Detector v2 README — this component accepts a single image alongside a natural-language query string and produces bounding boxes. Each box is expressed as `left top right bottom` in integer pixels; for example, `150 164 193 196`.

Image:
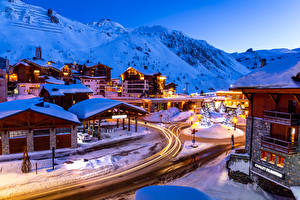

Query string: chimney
35 47 42 60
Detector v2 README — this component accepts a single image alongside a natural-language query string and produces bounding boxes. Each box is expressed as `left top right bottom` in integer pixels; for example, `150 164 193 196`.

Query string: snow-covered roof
69 98 146 120
122 67 158 76
14 59 66 72
45 77 65 85
0 98 80 124
0 57 7 70
233 57 300 89
42 84 93 96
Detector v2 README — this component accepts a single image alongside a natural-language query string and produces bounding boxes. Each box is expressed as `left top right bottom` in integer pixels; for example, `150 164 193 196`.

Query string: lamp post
232 116 237 130
190 116 194 126
191 128 197 148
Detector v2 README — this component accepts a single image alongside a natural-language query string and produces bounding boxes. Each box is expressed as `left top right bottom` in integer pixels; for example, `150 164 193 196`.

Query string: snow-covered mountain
232 48 300 70
0 0 249 93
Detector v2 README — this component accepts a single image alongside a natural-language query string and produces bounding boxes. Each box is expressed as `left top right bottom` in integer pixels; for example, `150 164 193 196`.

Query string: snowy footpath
0 126 166 198
169 152 272 200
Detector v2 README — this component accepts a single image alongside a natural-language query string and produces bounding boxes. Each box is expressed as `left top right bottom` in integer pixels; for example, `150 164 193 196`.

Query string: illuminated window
269 153 276 164
34 70 40 76
261 151 267 161
73 100 76 104
277 156 285 168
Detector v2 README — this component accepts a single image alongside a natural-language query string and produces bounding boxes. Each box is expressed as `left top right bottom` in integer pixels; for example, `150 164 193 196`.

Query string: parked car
77 132 92 142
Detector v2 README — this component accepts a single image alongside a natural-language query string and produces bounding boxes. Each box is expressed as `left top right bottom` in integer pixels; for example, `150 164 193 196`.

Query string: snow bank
144 107 191 123
135 185 214 200
178 142 213 158
65 155 114 171
170 153 269 200
184 124 244 139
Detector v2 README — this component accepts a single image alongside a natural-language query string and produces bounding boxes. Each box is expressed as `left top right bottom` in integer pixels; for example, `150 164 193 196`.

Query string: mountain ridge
0 0 249 93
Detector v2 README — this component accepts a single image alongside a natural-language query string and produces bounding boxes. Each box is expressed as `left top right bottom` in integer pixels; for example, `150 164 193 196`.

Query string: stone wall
1 131 9 155
250 117 300 188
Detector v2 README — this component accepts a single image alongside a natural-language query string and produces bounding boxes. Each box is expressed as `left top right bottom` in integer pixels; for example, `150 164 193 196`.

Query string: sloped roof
68 98 146 120
121 67 158 76
0 98 80 124
14 59 66 72
0 57 7 70
42 84 93 96
233 56 300 89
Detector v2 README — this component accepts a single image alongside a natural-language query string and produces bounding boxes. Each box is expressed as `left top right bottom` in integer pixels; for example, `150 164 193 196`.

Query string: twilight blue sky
24 0 300 53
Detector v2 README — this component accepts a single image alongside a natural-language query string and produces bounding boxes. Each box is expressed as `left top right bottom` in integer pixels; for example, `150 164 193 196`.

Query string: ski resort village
0 0 300 199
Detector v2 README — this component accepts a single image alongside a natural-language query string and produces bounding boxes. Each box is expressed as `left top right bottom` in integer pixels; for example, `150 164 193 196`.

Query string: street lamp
232 116 238 130
190 116 194 126
191 128 197 148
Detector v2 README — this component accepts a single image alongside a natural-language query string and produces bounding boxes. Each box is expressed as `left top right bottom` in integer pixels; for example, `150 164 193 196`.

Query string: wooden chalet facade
163 82 177 98
0 98 80 155
234 87 300 190
10 48 74 96
40 84 93 110
121 67 166 98
230 58 300 194
79 63 113 97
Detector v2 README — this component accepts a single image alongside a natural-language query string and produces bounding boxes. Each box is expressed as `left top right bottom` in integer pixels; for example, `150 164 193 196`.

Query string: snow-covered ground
0 125 166 198
183 124 244 139
144 107 191 123
178 142 213 159
170 152 271 200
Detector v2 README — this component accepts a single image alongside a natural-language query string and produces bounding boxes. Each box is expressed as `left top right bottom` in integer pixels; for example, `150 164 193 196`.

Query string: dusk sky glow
24 0 300 52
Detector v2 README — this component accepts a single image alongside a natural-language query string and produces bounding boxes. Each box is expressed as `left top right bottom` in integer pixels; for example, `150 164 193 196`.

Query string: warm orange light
245 110 249 116
34 70 40 76
232 116 238 124
190 116 194 122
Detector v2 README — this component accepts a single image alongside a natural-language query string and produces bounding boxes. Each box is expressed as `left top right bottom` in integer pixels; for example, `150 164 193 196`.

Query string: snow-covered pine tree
236 104 243 116
200 105 212 127
209 101 215 112
224 110 234 127
219 102 226 114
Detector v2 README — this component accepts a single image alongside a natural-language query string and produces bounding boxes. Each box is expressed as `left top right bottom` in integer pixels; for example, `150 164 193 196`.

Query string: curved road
13 122 182 200
12 122 245 200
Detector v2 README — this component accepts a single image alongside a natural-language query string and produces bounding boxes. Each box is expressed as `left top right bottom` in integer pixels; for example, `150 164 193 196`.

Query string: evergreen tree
200 105 212 127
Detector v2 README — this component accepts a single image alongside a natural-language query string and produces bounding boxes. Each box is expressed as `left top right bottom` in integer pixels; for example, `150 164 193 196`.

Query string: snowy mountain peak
0 0 250 93
232 48 300 70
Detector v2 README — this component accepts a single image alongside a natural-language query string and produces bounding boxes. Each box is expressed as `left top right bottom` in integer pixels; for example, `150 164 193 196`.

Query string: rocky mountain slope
0 0 249 93
232 48 300 70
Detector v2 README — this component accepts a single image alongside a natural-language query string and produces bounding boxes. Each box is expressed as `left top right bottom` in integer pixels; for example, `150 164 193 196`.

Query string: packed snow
170 152 271 200
183 124 244 139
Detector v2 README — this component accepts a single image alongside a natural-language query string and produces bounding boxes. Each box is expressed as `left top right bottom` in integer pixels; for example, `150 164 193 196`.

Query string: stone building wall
250 117 300 188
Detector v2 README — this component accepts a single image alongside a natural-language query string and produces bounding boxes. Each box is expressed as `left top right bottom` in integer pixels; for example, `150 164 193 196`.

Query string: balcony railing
261 136 297 154
263 110 300 126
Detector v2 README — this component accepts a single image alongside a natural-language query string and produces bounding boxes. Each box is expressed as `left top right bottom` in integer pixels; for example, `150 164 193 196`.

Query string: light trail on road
12 121 182 200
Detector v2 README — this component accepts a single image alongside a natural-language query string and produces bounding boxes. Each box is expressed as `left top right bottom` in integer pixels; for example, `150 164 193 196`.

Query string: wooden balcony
263 110 300 126
261 136 297 155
